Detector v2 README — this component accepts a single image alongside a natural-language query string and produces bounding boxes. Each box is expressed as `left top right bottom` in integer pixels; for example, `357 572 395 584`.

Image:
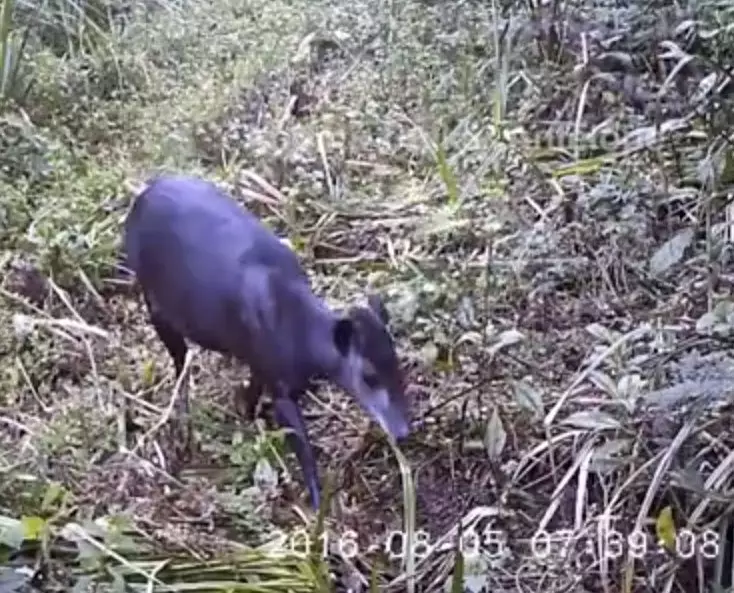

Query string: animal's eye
363 372 380 388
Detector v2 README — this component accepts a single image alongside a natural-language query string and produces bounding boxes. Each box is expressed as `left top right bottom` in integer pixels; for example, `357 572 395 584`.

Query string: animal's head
330 294 411 441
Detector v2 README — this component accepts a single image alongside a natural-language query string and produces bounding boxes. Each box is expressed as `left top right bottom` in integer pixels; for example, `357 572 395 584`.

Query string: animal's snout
390 415 411 441
387 378 414 441
366 388 411 442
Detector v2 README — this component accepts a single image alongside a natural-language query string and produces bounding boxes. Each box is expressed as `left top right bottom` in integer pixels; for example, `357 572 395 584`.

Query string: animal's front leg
272 390 320 510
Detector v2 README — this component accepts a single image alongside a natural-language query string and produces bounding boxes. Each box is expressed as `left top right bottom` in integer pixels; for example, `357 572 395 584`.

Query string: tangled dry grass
2 0 734 591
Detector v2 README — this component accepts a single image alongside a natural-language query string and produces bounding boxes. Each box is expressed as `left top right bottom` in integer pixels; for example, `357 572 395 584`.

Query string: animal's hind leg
145 301 193 464
146 308 187 380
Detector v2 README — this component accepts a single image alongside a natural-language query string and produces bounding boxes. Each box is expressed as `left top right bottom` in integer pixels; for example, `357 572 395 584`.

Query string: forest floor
2 0 734 591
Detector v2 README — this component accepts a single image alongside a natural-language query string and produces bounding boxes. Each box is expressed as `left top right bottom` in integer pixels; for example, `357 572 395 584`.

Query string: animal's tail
124 176 160 199
117 177 154 281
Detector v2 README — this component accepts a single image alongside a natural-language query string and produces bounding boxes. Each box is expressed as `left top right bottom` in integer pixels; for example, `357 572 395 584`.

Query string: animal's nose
391 418 411 441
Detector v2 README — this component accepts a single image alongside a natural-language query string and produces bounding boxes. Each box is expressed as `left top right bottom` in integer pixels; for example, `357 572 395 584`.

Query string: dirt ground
3 0 734 591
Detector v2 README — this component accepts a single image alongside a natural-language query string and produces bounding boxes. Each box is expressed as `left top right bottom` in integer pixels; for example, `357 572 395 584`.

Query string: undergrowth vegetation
2 0 734 590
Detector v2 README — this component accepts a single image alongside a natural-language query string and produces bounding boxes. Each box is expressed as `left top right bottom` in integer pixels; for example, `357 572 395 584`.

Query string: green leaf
484 407 506 461
435 141 459 205
551 157 606 178
448 547 464 593
20 516 46 541
656 506 676 552
561 410 622 430
0 517 24 549
512 379 544 419
721 149 734 184
649 227 694 277
41 482 66 513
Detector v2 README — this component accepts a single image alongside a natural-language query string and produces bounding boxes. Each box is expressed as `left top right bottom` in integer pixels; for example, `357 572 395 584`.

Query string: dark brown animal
123 175 410 509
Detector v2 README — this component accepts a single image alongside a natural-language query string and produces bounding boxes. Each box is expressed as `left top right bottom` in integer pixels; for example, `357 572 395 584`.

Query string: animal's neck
299 292 340 378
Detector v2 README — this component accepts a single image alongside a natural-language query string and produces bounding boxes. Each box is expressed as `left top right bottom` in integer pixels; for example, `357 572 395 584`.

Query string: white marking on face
372 387 390 413
356 383 388 430
338 347 408 439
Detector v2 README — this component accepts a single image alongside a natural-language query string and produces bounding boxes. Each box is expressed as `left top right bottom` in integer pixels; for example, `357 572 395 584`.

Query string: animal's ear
367 293 390 325
333 317 354 356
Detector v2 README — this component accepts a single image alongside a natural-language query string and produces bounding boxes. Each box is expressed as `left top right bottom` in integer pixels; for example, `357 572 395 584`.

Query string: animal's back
123 175 309 353
125 176 304 276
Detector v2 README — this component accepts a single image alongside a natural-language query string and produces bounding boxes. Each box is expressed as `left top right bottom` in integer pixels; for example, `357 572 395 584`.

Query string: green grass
3 0 734 590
